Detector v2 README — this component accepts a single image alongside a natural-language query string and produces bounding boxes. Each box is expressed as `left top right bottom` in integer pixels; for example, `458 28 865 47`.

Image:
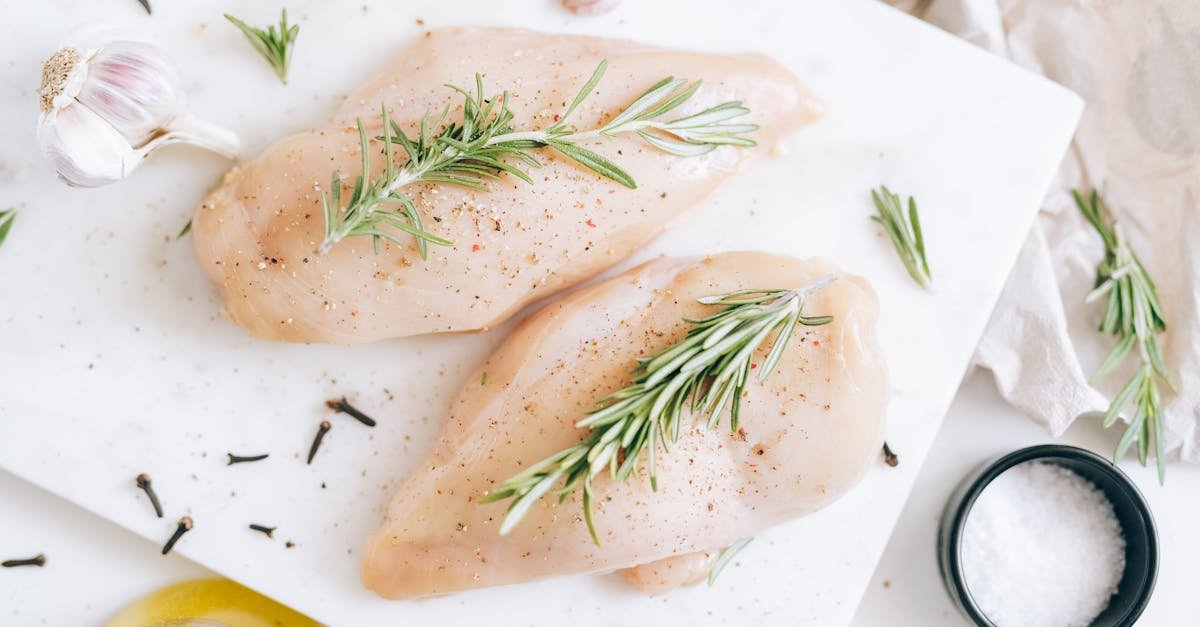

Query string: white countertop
4 371 1193 625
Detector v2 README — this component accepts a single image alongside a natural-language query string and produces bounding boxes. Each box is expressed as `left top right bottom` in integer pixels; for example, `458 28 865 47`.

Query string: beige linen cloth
888 0 1200 462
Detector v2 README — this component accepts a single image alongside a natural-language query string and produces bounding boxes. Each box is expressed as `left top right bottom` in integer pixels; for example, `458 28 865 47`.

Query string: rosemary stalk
480 279 835 543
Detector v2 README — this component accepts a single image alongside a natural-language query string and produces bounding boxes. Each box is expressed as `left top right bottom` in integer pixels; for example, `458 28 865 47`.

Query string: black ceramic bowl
937 444 1158 627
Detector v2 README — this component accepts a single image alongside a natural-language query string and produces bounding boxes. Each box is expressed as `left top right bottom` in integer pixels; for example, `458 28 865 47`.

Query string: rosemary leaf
708 537 753 586
225 9 299 85
480 278 835 544
1074 189 1173 482
318 60 757 256
177 218 192 239
0 209 15 250
871 186 931 289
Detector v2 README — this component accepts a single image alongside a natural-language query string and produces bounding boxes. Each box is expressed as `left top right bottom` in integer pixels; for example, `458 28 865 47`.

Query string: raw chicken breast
193 28 820 343
363 252 887 599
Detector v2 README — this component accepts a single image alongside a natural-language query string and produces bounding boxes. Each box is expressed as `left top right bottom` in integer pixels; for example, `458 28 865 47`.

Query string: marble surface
6 373 1195 625
0 0 1081 624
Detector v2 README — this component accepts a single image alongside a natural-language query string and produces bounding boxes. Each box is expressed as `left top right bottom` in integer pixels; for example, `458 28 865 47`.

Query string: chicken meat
362 252 887 599
193 28 820 343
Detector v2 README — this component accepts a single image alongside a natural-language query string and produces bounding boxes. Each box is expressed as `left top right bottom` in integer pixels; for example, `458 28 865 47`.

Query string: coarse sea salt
961 461 1126 627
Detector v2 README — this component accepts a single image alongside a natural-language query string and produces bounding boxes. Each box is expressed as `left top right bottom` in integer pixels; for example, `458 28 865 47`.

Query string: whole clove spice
307 421 332 464
227 452 269 465
325 397 377 427
2 554 45 568
882 442 900 467
161 516 193 555
135 473 164 518
249 524 276 538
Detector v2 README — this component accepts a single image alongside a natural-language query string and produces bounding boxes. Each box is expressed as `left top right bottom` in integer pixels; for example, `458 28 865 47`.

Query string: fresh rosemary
708 537 753 586
0 208 15 250
225 9 299 85
870 186 931 288
318 60 757 256
480 279 835 544
1075 189 1175 482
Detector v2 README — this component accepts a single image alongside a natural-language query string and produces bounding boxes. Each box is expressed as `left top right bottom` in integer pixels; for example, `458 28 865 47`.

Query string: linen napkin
889 0 1200 462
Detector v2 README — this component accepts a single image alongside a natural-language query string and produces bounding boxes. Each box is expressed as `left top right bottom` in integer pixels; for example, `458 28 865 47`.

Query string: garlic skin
39 99 137 188
37 37 240 188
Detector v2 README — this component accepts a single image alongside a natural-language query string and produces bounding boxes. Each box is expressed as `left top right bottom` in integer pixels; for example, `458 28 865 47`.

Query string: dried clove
882 442 899 467
161 516 193 555
227 452 269 465
325 397 376 427
249 524 276 538
2 554 45 568
135 473 164 518
307 421 331 464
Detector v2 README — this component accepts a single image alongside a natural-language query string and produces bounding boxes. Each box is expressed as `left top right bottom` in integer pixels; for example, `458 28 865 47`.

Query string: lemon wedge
105 578 318 627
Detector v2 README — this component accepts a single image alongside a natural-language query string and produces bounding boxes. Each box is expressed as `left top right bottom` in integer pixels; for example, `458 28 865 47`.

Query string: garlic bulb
37 38 240 187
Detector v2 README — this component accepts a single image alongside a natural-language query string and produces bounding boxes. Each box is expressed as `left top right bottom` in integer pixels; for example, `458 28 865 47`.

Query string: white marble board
0 0 1082 624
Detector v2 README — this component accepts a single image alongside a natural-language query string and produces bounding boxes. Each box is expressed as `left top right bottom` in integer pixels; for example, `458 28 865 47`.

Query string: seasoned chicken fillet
193 28 820 343
363 252 887 599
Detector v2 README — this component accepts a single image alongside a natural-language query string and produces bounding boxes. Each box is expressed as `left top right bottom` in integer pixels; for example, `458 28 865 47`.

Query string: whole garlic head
37 37 240 187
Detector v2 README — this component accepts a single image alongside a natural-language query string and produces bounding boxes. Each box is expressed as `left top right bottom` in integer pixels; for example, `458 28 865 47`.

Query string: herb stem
319 60 757 256
481 278 834 543
870 186 931 289
1075 189 1173 482
708 538 752 585
224 10 299 85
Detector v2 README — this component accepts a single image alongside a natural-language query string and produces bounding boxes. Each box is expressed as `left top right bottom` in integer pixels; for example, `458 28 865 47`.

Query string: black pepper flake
882 442 899 467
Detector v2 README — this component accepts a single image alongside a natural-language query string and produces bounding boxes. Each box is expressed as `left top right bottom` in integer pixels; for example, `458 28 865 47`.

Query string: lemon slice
105 578 318 627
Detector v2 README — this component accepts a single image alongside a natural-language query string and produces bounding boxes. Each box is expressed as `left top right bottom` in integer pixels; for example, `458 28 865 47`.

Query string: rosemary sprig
870 186 931 288
318 60 757 256
225 9 299 85
1075 189 1174 482
479 279 835 544
708 537 753 586
0 208 15 250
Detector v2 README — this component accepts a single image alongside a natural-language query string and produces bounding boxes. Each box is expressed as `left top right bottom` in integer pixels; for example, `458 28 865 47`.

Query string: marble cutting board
0 0 1082 624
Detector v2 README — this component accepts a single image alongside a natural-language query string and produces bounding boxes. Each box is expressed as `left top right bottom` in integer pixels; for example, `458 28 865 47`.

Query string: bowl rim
941 443 1159 627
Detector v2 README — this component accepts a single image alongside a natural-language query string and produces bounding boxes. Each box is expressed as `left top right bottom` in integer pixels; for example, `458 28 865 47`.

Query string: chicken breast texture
363 252 887 599
193 28 819 343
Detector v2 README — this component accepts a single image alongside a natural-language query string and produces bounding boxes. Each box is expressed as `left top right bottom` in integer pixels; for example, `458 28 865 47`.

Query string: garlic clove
37 102 140 187
76 40 186 146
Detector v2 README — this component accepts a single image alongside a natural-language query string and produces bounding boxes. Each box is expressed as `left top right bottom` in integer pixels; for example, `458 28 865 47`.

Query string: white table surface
4 370 1193 625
